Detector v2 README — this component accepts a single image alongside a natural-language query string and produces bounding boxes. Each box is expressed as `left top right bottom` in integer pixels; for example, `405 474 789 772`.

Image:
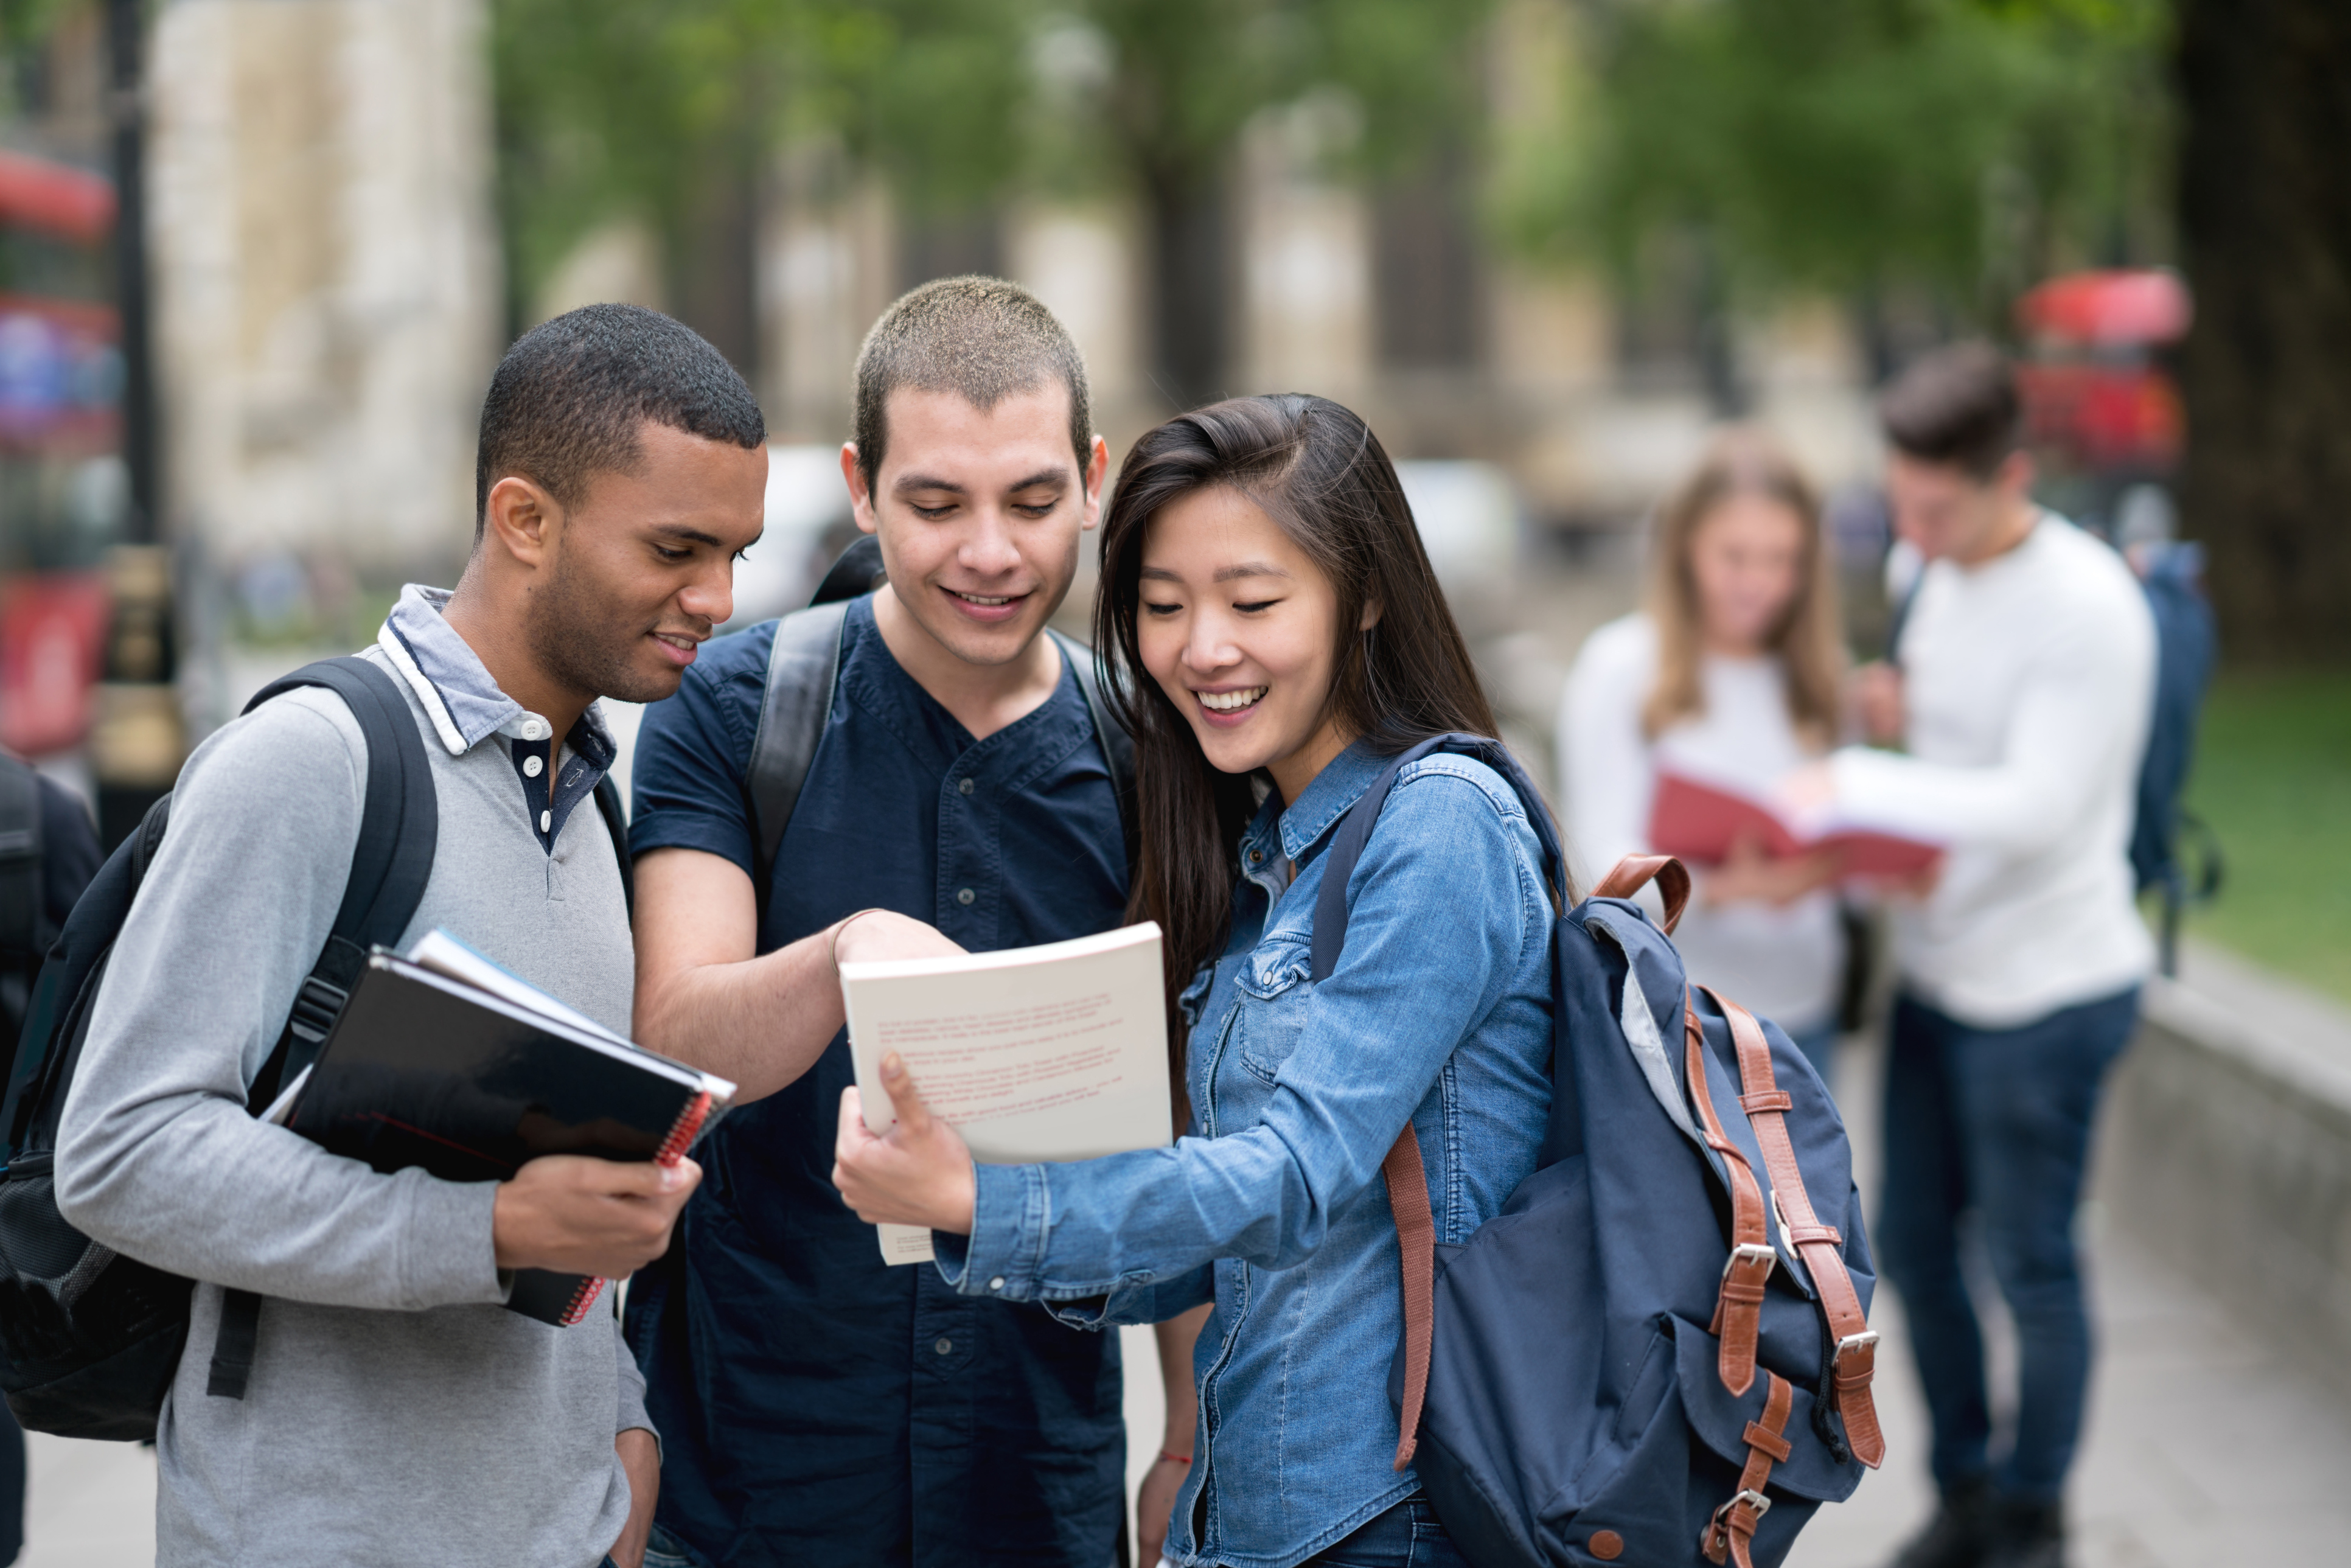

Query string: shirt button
988 1277 1005 1292
956 887 975 906
519 717 546 741
539 809 552 832
957 777 975 796
933 1337 953 1356
523 754 544 778
1249 849 1263 863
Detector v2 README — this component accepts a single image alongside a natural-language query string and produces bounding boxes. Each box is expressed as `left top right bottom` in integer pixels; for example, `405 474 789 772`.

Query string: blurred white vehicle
1392 460 1521 594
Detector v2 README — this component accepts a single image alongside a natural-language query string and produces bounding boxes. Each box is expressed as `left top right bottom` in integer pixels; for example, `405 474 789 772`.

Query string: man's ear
482 474 562 570
841 442 879 537
1994 448 2036 501
1080 434 1110 532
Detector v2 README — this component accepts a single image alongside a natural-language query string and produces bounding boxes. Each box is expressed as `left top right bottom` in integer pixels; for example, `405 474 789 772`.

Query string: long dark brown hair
1094 394 1544 1068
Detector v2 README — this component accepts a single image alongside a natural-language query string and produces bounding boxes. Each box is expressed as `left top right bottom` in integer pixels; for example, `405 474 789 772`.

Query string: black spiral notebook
277 932 734 1326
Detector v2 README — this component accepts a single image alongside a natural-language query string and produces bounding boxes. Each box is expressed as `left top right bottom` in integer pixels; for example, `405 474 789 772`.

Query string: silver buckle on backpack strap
1701 1489 1772 1553
1831 1329 1879 1376
1720 1242 1776 1285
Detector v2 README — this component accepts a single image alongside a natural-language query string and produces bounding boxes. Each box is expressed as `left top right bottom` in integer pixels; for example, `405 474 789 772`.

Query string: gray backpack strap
1047 628 1138 874
748 601 852 902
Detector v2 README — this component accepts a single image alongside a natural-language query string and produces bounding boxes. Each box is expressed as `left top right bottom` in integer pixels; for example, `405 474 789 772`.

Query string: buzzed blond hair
851 275 1093 486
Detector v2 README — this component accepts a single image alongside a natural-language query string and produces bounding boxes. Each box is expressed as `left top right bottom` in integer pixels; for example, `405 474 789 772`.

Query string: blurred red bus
0 149 123 758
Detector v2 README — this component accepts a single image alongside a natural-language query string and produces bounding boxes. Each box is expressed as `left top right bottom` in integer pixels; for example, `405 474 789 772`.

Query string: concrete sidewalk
1791 1017 2351 1568
1789 1218 2351 1567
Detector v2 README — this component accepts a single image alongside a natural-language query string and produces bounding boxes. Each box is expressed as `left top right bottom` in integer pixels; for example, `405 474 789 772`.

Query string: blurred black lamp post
89 0 181 850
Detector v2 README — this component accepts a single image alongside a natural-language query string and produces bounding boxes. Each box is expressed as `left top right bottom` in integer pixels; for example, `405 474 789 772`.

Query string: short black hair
852 276 1090 490
475 304 767 537
1878 341 2021 481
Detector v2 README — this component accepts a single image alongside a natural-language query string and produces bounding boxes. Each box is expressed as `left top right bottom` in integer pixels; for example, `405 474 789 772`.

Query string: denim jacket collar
375 584 615 767
1267 739 1388 867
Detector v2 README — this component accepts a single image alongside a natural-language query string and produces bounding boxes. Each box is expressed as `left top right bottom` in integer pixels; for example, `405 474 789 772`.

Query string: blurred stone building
148 0 498 710
623 0 1886 540
125 0 1881 717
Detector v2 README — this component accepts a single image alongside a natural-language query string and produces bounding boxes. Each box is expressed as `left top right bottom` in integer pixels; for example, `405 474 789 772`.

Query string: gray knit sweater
57 627 647 1568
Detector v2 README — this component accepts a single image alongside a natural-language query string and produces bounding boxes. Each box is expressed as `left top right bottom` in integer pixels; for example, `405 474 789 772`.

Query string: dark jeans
1877 986 2139 1504
1299 1496 1470 1568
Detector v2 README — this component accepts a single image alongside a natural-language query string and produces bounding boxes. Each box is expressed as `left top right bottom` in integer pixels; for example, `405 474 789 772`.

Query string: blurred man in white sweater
1821 344 2156 1568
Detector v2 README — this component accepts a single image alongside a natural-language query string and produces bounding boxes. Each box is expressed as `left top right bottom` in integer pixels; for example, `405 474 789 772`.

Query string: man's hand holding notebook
274 930 736 1325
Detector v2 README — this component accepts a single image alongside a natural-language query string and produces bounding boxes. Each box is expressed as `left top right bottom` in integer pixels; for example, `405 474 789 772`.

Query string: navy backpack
1314 736 1883 1568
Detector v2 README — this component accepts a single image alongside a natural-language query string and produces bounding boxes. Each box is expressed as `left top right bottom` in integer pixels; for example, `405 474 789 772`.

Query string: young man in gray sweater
55 305 767 1568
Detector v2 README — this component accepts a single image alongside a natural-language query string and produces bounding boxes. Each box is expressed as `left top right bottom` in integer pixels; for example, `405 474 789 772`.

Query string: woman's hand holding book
832 1053 978 1235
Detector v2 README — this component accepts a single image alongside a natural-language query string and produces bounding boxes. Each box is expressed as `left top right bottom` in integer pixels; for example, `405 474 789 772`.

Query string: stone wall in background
149 0 498 718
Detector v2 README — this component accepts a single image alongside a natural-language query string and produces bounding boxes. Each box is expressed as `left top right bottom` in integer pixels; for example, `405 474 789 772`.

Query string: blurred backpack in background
0 754 100 1566
0 758 99 1049
2126 538 2221 975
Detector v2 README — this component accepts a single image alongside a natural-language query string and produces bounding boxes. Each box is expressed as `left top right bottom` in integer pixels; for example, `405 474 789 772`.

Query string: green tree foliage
492 0 1031 321
1512 0 2173 316
490 0 1492 389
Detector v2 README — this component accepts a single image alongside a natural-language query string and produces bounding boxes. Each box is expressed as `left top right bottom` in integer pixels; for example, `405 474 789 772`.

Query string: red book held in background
1647 770 1943 881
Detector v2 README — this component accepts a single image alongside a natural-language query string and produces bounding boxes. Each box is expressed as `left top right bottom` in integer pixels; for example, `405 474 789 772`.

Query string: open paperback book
1648 769 1944 880
838 923 1172 1265
279 929 736 1325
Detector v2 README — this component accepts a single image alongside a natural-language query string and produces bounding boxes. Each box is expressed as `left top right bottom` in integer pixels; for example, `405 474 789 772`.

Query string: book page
840 924 1172 1266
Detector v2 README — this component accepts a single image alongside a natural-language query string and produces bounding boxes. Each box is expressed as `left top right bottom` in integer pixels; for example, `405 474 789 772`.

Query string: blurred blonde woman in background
1557 428 1850 1084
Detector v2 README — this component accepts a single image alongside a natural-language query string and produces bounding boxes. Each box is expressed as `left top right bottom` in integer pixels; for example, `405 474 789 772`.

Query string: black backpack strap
747 601 851 909
209 655 439 1400
0 756 43 963
594 775 632 920
1047 628 1140 879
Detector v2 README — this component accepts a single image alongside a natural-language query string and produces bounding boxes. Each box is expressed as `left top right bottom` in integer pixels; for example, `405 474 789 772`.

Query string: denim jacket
937 740 1556 1568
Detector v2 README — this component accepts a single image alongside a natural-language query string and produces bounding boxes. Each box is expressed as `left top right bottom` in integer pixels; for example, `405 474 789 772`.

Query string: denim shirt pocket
1233 932 1315 1084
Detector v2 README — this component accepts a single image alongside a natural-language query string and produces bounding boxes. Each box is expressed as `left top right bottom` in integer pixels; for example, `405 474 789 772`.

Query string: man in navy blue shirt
623 277 1134 1568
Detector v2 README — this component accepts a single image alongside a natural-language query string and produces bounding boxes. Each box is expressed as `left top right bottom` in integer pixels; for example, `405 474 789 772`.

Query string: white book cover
838 922 1173 1265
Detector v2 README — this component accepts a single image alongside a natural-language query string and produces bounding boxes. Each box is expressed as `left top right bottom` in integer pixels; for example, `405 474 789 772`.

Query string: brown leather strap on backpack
1382 1125 1438 1471
1701 1371 1793 1568
1680 993 1772 1397
1593 853 1691 936
1699 986 1886 1470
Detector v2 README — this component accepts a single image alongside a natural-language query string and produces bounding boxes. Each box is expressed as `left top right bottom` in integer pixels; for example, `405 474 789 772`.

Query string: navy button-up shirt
625 594 1130 1568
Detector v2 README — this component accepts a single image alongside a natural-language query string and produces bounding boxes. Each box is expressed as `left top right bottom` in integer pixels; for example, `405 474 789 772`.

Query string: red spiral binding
559 1276 608 1326
555 1090 715 1328
657 1090 714 1166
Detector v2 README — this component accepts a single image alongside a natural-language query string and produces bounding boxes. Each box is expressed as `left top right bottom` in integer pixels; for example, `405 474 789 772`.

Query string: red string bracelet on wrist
1158 1449 1193 1466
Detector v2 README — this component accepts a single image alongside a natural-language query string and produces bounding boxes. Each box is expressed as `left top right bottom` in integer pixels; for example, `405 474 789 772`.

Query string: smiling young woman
1093 394 1502 1034
1556 427 1851 1082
